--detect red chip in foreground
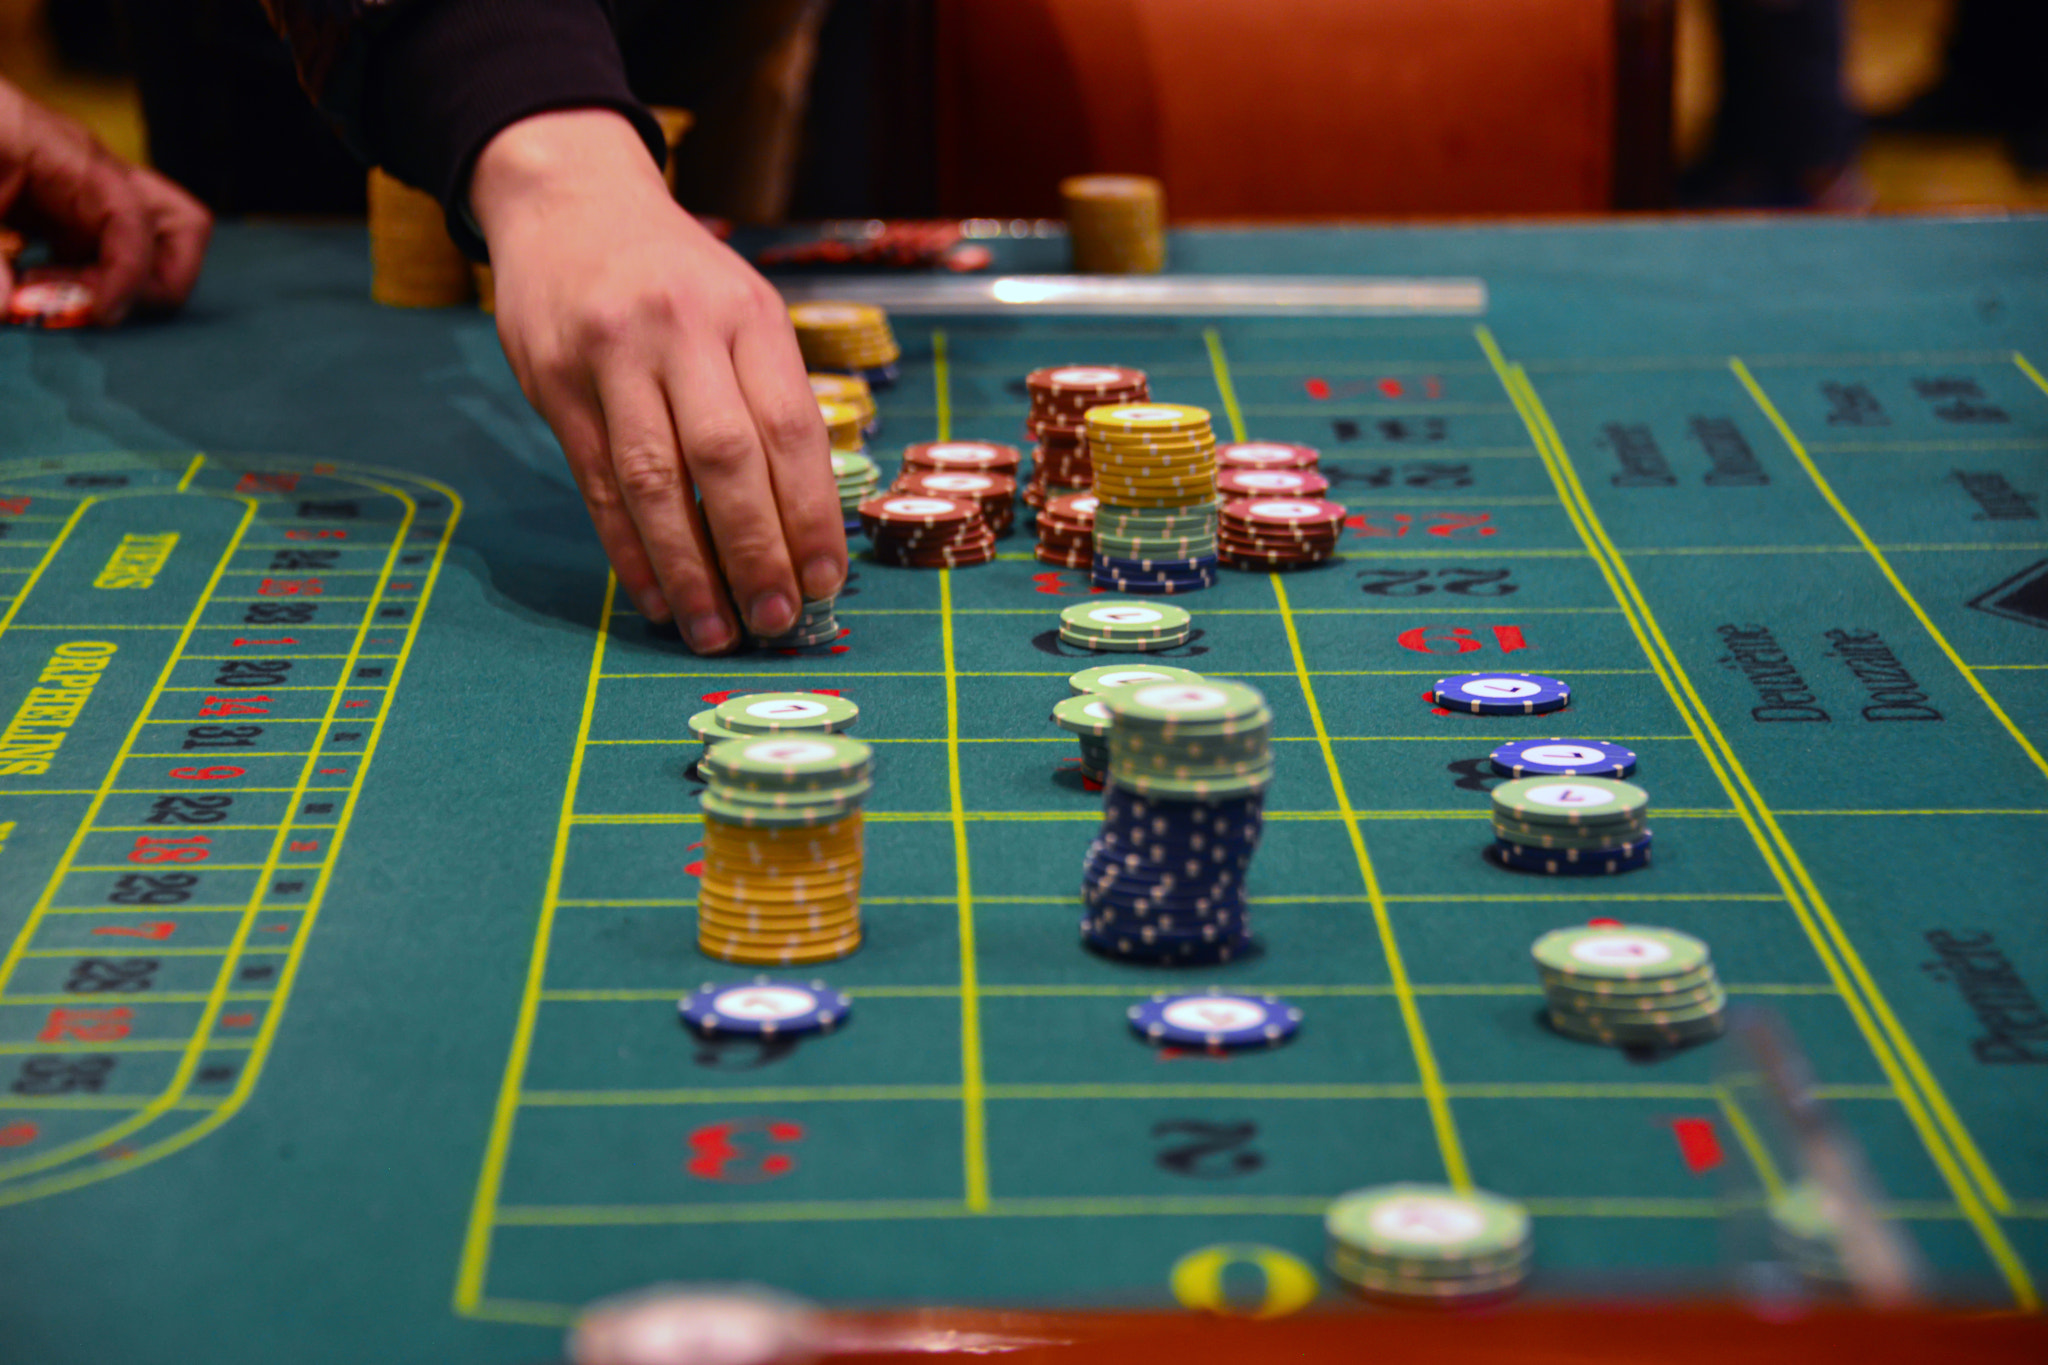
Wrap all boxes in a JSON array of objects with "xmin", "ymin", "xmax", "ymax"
[{"xmin": 7, "ymin": 277, "xmax": 95, "ymax": 329}]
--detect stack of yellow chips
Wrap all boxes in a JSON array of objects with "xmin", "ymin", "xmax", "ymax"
[
  {"xmin": 367, "ymin": 169, "xmax": 474, "ymax": 308},
  {"xmin": 1087, "ymin": 403, "xmax": 1218, "ymax": 508},
  {"xmin": 817, "ymin": 400, "xmax": 867, "ymax": 452},
  {"xmin": 810, "ymin": 372, "xmax": 878, "ymax": 437},
  {"xmin": 789, "ymin": 302, "xmax": 901, "ymax": 379},
  {"xmin": 1061, "ymin": 174, "xmax": 1167, "ymax": 275},
  {"xmin": 697, "ymin": 721, "xmax": 872, "ymax": 966}
]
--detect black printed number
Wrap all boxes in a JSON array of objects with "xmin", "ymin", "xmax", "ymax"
[{"xmin": 1152, "ymin": 1119, "xmax": 1263, "ymax": 1179}]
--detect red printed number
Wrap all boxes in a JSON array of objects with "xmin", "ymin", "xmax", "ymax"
[{"xmin": 128, "ymin": 835, "xmax": 211, "ymax": 864}]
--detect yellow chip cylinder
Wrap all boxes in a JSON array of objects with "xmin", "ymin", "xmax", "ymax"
[{"xmin": 1062, "ymin": 174, "xmax": 1166, "ymax": 275}]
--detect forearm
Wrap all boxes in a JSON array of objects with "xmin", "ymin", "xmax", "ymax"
[{"xmin": 260, "ymin": 0, "xmax": 665, "ymax": 254}]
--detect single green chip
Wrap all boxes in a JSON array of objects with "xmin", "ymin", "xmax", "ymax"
[
  {"xmin": 1069, "ymin": 664, "xmax": 1204, "ymax": 695},
  {"xmin": 1531, "ymin": 924, "xmax": 1709, "ymax": 981},
  {"xmin": 1052, "ymin": 694, "xmax": 1115, "ymax": 737},
  {"xmin": 714, "ymin": 691, "xmax": 860, "ymax": 734},
  {"xmin": 688, "ymin": 708, "xmax": 752, "ymax": 746},
  {"xmin": 1325, "ymin": 1183, "xmax": 1530, "ymax": 1263},
  {"xmin": 1059, "ymin": 600, "xmax": 1192, "ymax": 637},
  {"xmin": 1491, "ymin": 776, "xmax": 1649, "ymax": 826},
  {"xmin": 701, "ymin": 733, "xmax": 872, "ymax": 784}
]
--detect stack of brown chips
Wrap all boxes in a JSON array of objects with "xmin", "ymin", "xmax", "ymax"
[
  {"xmin": 1035, "ymin": 492, "xmax": 1097, "ymax": 568},
  {"xmin": 1219, "ymin": 496, "xmax": 1349, "ymax": 570},
  {"xmin": 1024, "ymin": 365, "xmax": 1148, "ymax": 507},
  {"xmin": 893, "ymin": 469, "xmax": 1017, "ymax": 537},
  {"xmin": 858, "ymin": 494, "xmax": 997, "ymax": 568},
  {"xmin": 1061, "ymin": 174, "xmax": 1167, "ymax": 274},
  {"xmin": 368, "ymin": 169, "xmax": 474, "ymax": 308}
]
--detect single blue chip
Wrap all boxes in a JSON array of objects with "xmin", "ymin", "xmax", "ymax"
[
  {"xmin": 678, "ymin": 977, "xmax": 851, "ymax": 1037},
  {"xmin": 1491, "ymin": 836, "xmax": 1652, "ymax": 876},
  {"xmin": 1127, "ymin": 991, "xmax": 1302, "ymax": 1050},
  {"xmin": 1432, "ymin": 672, "xmax": 1571, "ymax": 715},
  {"xmin": 1489, "ymin": 737, "xmax": 1637, "ymax": 779}
]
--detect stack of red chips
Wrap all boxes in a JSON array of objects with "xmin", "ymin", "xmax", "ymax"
[
  {"xmin": 6, "ymin": 272, "xmax": 95, "ymax": 329},
  {"xmin": 1216, "ymin": 441, "xmax": 1320, "ymax": 474},
  {"xmin": 893, "ymin": 468, "xmax": 1017, "ymax": 536},
  {"xmin": 1216, "ymin": 467, "xmax": 1330, "ymax": 501},
  {"xmin": 1024, "ymin": 365, "xmax": 1148, "ymax": 507},
  {"xmin": 1034, "ymin": 492, "xmax": 1097, "ymax": 568},
  {"xmin": 858, "ymin": 493, "xmax": 997, "ymax": 568},
  {"xmin": 1218, "ymin": 496, "xmax": 1348, "ymax": 570}
]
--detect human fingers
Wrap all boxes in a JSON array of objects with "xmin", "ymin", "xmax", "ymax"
[
  {"xmin": 594, "ymin": 361, "xmax": 744, "ymax": 653},
  {"xmin": 729, "ymin": 300, "xmax": 846, "ymax": 605},
  {"xmin": 129, "ymin": 166, "xmax": 212, "ymax": 310},
  {"xmin": 528, "ymin": 365, "xmax": 679, "ymax": 629},
  {"xmin": 664, "ymin": 335, "xmax": 803, "ymax": 641}
]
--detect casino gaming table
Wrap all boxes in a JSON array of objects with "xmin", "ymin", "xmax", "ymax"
[{"xmin": 1, "ymin": 215, "xmax": 2045, "ymax": 1364}]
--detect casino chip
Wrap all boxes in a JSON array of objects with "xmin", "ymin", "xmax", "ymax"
[
  {"xmin": 1086, "ymin": 402, "xmax": 1221, "ymax": 594},
  {"xmin": 903, "ymin": 440, "xmax": 1023, "ymax": 477},
  {"xmin": 747, "ymin": 596, "xmax": 844, "ymax": 651},
  {"xmin": 1051, "ymin": 694, "xmax": 1114, "ymax": 782},
  {"xmin": 1025, "ymin": 365, "xmax": 1148, "ymax": 507},
  {"xmin": 1218, "ymin": 496, "xmax": 1345, "ymax": 571},
  {"xmin": 569, "ymin": 1284, "xmax": 820, "ymax": 1365},
  {"xmin": 1034, "ymin": 492, "xmax": 1097, "ymax": 568},
  {"xmin": 810, "ymin": 372, "xmax": 877, "ymax": 435},
  {"xmin": 678, "ymin": 977, "xmax": 852, "ymax": 1036},
  {"xmin": 1068, "ymin": 663, "xmax": 1203, "ymax": 695},
  {"xmin": 713, "ymin": 692, "xmax": 858, "ymax": 735},
  {"xmin": 1431, "ymin": 672, "xmax": 1572, "ymax": 715},
  {"xmin": 1127, "ymin": 992, "xmax": 1301, "ymax": 1050},
  {"xmin": 1324, "ymin": 1183, "xmax": 1532, "ymax": 1305},
  {"xmin": 1489, "ymin": 775, "xmax": 1652, "ymax": 878},
  {"xmin": 816, "ymin": 399, "xmax": 865, "ymax": 452},
  {"xmin": 1058, "ymin": 600, "xmax": 1193, "ymax": 653},
  {"xmin": 1062, "ymin": 174, "xmax": 1165, "ymax": 274},
  {"xmin": 859, "ymin": 494, "xmax": 996, "ymax": 569},
  {"xmin": 893, "ymin": 468, "xmax": 1016, "ymax": 537},
  {"xmin": 789, "ymin": 301, "xmax": 900, "ymax": 385},
  {"xmin": 1531, "ymin": 923, "xmax": 1725, "ymax": 1047},
  {"xmin": 1489, "ymin": 738, "xmax": 1636, "ymax": 779},
  {"xmin": 1216, "ymin": 441, "xmax": 1319, "ymax": 472},
  {"xmin": 1216, "ymin": 467, "xmax": 1330, "ymax": 500},
  {"xmin": 6, "ymin": 274, "xmax": 94, "ymax": 329},
  {"xmin": 831, "ymin": 449, "xmax": 882, "ymax": 535}
]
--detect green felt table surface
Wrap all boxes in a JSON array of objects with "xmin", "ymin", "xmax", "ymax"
[{"xmin": 0, "ymin": 216, "xmax": 2045, "ymax": 1363}]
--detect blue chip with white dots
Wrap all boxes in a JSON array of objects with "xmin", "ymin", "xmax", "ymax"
[
  {"xmin": 1127, "ymin": 992, "xmax": 1302, "ymax": 1051},
  {"xmin": 1489, "ymin": 738, "xmax": 1637, "ymax": 779},
  {"xmin": 1432, "ymin": 672, "xmax": 1571, "ymax": 715},
  {"xmin": 678, "ymin": 978, "xmax": 850, "ymax": 1037}
]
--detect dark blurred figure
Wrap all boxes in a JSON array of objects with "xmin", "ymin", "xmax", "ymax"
[
  {"xmin": 1875, "ymin": 0, "xmax": 2048, "ymax": 173},
  {"xmin": 1683, "ymin": 0, "xmax": 1869, "ymax": 210}
]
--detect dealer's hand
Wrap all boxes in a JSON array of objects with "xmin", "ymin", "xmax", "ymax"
[
  {"xmin": 0, "ymin": 76, "xmax": 212, "ymax": 320},
  {"xmin": 471, "ymin": 109, "xmax": 845, "ymax": 654}
]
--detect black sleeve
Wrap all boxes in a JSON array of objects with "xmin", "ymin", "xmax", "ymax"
[{"xmin": 265, "ymin": 0, "xmax": 667, "ymax": 256}]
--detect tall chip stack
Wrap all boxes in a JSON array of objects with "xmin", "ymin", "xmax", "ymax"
[
  {"xmin": 1025, "ymin": 366, "xmax": 1147, "ymax": 508},
  {"xmin": 1087, "ymin": 402, "xmax": 1221, "ymax": 594},
  {"xmin": 696, "ymin": 732, "xmax": 873, "ymax": 966},
  {"xmin": 367, "ymin": 169, "xmax": 473, "ymax": 308},
  {"xmin": 1325, "ymin": 1184, "xmax": 1532, "ymax": 1306},
  {"xmin": 810, "ymin": 373, "xmax": 877, "ymax": 437},
  {"xmin": 1034, "ymin": 492, "xmax": 1097, "ymax": 568},
  {"xmin": 1060, "ymin": 174, "xmax": 1167, "ymax": 275},
  {"xmin": 789, "ymin": 302, "xmax": 901, "ymax": 385},
  {"xmin": 1532, "ymin": 923, "xmax": 1726, "ymax": 1048},
  {"xmin": 1080, "ymin": 679, "xmax": 1273, "ymax": 963}
]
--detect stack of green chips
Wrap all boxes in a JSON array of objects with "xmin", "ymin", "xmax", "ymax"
[
  {"xmin": 1051, "ymin": 694, "xmax": 1114, "ymax": 781},
  {"xmin": 1325, "ymin": 1183, "xmax": 1532, "ymax": 1305},
  {"xmin": 832, "ymin": 449, "xmax": 882, "ymax": 520},
  {"xmin": 1067, "ymin": 663, "xmax": 1204, "ymax": 696},
  {"xmin": 1091, "ymin": 504, "xmax": 1220, "ymax": 563},
  {"xmin": 1768, "ymin": 1180, "xmax": 1853, "ymax": 1288},
  {"xmin": 1491, "ymin": 775, "xmax": 1652, "ymax": 874},
  {"xmin": 1057, "ymin": 599, "xmax": 1193, "ymax": 653},
  {"xmin": 697, "ymin": 731, "xmax": 873, "ymax": 828},
  {"xmin": 1104, "ymin": 679, "xmax": 1272, "ymax": 799},
  {"xmin": 1531, "ymin": 923, "xmax": 1727, "ymax": 1048},
  {"xmin": 749, "ymin": 598, "xmax": 844, "ymax": 651},
  {"xmin": 689, "ymin": 691, "xmax": 858, "ymax": 759}
]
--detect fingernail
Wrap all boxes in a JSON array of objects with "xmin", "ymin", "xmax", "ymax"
[
  {"xmin": 749, "ymin": 591, "xmax": 795, "ymax": 637},
  {"xmin": 685, "ymin": 613, "xmax": 733, "ymax": 654},
  {"xmin": 801, "ymin": 556, "xmax": 844, "ymax": 602},
  {"xmin": 635, "ymin": 587, "xmax": 672, "ymax": 623}
]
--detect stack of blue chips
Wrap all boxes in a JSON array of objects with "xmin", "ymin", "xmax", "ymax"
[
  {"xmin": 1090, "ymin": 552, "xmax": 1220, "ymax": 595},
  {"xmin": 1079, "ymin": 679, "xmax": 1275, "ymax": 964},
  {"xmin": 1082, "ymin": 786, "xmax": 1264, "ymax": 962}
]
